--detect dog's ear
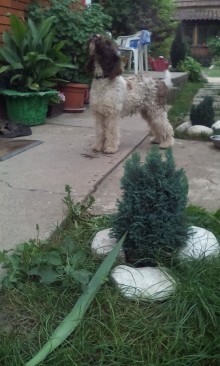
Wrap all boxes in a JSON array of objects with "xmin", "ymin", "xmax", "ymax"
[
  {"xmin": 85, "ymin": 55, "xmax": 95, "ymax": 75},
  {"xmin": 108, "ymin": 54, "xmax": 122, "ymax": 80}
]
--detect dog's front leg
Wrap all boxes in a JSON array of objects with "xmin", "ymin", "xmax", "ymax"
[
  {"xmin": 92, "ymin": 113, "xmax": 105, "ymax": 152},
  {"xmin": 103, "ymin": 114, "xmax": 120, "ymax": 154}
]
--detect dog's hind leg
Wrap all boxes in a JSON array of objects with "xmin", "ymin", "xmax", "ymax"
[
  {"xmin": 103, "ymin": 114, "xmax": 120, "ymax": 154},
  {"xmin": 141, "ymin": 110, "xmax": 160, "ymax": 144},
  {"xmin": 153, "ymin": 109, "xmax": 174, "ymax": 149},
  {"xmin": 142, "ymin": 108, "xmax": 174, "ymax": 148},
  {"xmin": 92, "ymin": 112, "xmax": 106, "ymax": 152}
]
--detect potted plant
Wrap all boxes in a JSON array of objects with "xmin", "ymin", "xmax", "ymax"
[
  {"xmin": 47, "ymin": 92, "xmax": 65, "ymax": 118},
  {"xmin": 28, "ymin": 0, "xmax": 112, "ymax": 112},
  {"xmin": 0, "ymin": 15, "xmax": 75, "ymax": 125},
  {"xmin": 57, "ymin": 83, "xmax": 87, "ymax": 113}
]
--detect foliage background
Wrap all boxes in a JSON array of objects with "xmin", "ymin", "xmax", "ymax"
[
  {"xmin": 28, "ymin": 0, "xmax": 112, "ymax": 84},
  {"xmin": 93, "ymin": 0, "xmax": 177, "ymax": 57}
]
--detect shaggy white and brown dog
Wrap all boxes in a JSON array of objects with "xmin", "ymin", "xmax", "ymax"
[{"xmin": 86, "ymin": 34, "xmax": 174, "ymax": 154}]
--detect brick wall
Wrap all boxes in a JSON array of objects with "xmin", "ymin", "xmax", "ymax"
[
  {"xmin": 0, "ymin": 0, "xmax": 85, "ymax": 40},
  {"xmin": 0, "ymin": 0, "xmax": 31, "ymax": 36}
]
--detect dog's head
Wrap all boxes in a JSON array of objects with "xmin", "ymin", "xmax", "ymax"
[
  {"xmin": 86, "ymin": 34, "xmax": 122, "ymax": 80},
  {"xmin": 88, "ymin": 34, "xmax": 116, "ymax": 55}
]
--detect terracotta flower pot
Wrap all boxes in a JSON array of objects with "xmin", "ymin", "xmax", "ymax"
[{"xmin": 60, "ymin": 83, "xmax": 88, "ymax": 113}]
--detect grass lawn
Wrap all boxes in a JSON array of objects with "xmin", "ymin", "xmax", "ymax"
[
  {"xmin": 0, "ymin": 193, "xmax": 220, "ymax": 365},
  {"xmin": 168, "ymin": 81, "xmax": 204, "ymax": 130},
  {"xmin": 202, "ymin": 67, "xmax": 220, "ymax": 78}
]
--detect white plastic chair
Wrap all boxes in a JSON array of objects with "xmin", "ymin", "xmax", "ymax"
[{"xmin": 116, "ymin": 31, "xmax": 149, "ymax": 74}]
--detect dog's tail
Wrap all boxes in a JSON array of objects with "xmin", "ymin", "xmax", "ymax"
[{"xmin": 164, "ymin": 70, "xmax": 173, "ymax": 89}]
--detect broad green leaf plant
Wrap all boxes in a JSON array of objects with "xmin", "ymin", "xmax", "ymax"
[
  {"xmin": 0, "ymin": 15, "xmax": 76, "ymax": 91},
  {"xmin": 0, "ymin": 236, "xmax": 91, "ymax": 288}
]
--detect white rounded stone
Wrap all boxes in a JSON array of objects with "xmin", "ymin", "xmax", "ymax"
[
  {"xmin": 91, "ymin": 228, "xmax": 125, "ymax": 258},
  {"xmin": 212, "ymin": 120, "xmax": 220, "ymax": 134},
  {"xmin": 111, "ymin": 265, "xmax": 175, "ymax": 301},
  {"xmin": 179, "ymin": 226, "xmax": 219, "ymax": 259},
  {"xmin": 175, "ymin": 121, "xmax": 191, "ymax": 132},
  {"xmin": 187, "ymin": 125, "xmax": 213, "ymax": 136}
]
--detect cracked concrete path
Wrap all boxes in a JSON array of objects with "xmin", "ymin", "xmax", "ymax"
[
  {"xmin": 0, "ymin": 108, "xmax": 149, "ymax": 250},
  {"xmin": 1, "ymin": 95, "xmax": 220, "ymax": 252},
  {"xmin": 92, "ymin": 138, "xmax": 220, "ymax": 215}
]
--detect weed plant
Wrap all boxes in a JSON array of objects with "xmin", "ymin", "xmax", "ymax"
[{"xmin": 0, "ymin": 192, "xmax": 220, "ymax": 365}]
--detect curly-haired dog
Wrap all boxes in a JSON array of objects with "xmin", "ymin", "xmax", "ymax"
[{"xmin": 86, "ymin": 34, "xmax": 174, "ymax": 154}]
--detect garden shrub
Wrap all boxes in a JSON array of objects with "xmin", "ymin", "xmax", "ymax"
[
  {"xmin": 28, "ymin": 0, "xmax": 112, "ymax": 84},
  {"xmin": 207, "ymin": 37, "xmax": 220, "ymax": 60},
  {"xmin": 111, "ymin": 148, "xmax": 189, "ymax": 267},
  {"xmin": 170, "ymin": 23, "xmax": 187, "ymax": 69},
  {"xmin": 213, "ymin": 58, "xmax": 220, "ymax": 68},
  {"xmin": 190, "ymin": 96, "xmax": 215, "ymax": 127},
  {"xmin": 193, "ymin": 55, "xmax": 212, "ymax": 68},
  {"xmin": 177, "ymin": 56, "xmax": 202, "ymax": 82}
]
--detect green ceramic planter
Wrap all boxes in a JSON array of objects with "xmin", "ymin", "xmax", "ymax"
[{"xmin": 0, "ymin": 90, "xmax": 57, "ymax": 126}]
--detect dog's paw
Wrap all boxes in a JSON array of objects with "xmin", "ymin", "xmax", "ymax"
[
  {"xmin": 103, "ymin": 145, "xmax": 118, "ymax": 154},
  {"xmin": 150, "ymin": 136, "xmax": 160, "ymax": 144},
  {"xmin": 159, "ymin": 140, "xmax": 174, "ymax": 149}
]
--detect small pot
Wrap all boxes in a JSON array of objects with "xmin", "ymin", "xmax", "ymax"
[
  {"xmin": 210, "ymin": 135, "xmax": 220, "ymax": 149},
  {"xmin": 59, "ymin": 83, "xmax": 88, "ymax": 113}
]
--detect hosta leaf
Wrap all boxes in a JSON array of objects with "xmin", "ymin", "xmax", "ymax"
[
  {"xmin": 24, "ymin": 53, "xmax": 50, "ymax": 63},
  {"xmin": 0, "ymin": 65, "xmax": 10, "ymax": 74},
  {"xmin": 40, "ymin": 80, "xmax": 57, "ymax": 88},
  {"xmin": 55, "ymin": 63, "xmax": 76, "ymax": 69},
  {"xmin": 10, "ymin": 74, "xmax": 23, "ymax": 84},
  {"xmin": 2, "ymin": 31, "xmax": 18, "ymax": 53},
  {"xmin": 0, "ymin": 47, "xmax": 20, "ymax": 65},
  {"xmin": 52, "ymin": 40, "xmax": 66, "ymax": 52},
  {"xmin": 11, "ymin": 62, "xmax": 23, "ymax": 69},
  {"xmin": 28, "ymin": 83, "xmax": 40, "ymax": 91},
  {"xmin": 38, "ymin": 16, "xmax": 55, "ymax": 40},
  {"xmin": 43, "ymin": 32, "xmax": 55, "ymax": 54},
  {"xmin": 37, "ymin": 65, "xmax": 61, "ymax": 79},
  {"xmin": 27, "ymin": 18, "xmax": 39, "ymax": 51},
  {"xmin": 9, "ymin": 14, "xmax": 27, "ymax": 48}
]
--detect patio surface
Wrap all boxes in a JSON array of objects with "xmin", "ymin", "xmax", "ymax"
[{"xmin": 0, "ymin": 74, "xmax": 219, "ymax": 251}]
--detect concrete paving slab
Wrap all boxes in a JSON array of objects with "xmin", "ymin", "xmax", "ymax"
[
  {"xmin": 0, "ymin": 108, "xmax": 149, "ymax": 250},
  {"xmin": 1, "ymin": 75, "xmax": 220, "ymax": 252},
  {"xmin": 92, "ymin": 139, "xmax": 220, "ymax": 215}
]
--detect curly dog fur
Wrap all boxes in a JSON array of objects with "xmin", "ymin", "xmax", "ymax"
[{"xmin": 86, "ymin": 35, "xmax": 174, "ymax": 154}]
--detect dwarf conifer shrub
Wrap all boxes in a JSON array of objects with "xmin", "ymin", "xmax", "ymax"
[
  {"xmin": 190, "ymin": 96, "xmax": 215, "ymax": 128},
  {"xmin": 111, "ymin": 148, "xmax": 189, "ymax": 267},
  {"xmin": 170, "ymin": 23, "xmax": 187, "ymax": 69}
]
